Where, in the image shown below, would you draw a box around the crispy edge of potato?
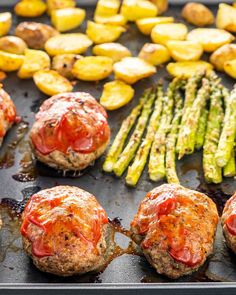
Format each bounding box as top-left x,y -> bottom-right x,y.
166,61 -> 213,78
210,44 -> 236,71
0,36 -> 28,55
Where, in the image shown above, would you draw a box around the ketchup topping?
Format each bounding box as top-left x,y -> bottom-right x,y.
30,93 -> 110,155
21,186 -> 108,258
0,88 -> 16,137
131,186 -> 217,268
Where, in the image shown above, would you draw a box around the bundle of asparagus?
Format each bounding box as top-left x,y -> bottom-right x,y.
103,71 -> 236,186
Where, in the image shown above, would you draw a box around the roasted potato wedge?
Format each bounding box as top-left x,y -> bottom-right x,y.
94,14 -> 127,26
18,49 -> 50,79
166,40 -> 203,62
14,0 -> 46,17
216,3 -> 236,33
94,0 -> 120,17
138,43 -> 170,66
100,80 -> 134,110
182,2 -> 214,27
51,7 -> 86,32
121,0 -> 158,21
210,44 -> 236,71
15,22 -> 58,50
45,33 -> 92,56
0,51 -> 24,72
151,23 -> 188,45
187,28 -> 235,53
136,16 -> 174,35
33,70 -> 73,96
167,61 -> 213,78
0,12 -> 12,37
113,57 -> 156,84
72,56 -> 113,81
86,21 -> 126,44
93,43 -> 131,62
47,0 -> 76,15
224,59 -> 236,79
52,54 -> 82,79
149,0 -> 168,15
0,36 -> 27,55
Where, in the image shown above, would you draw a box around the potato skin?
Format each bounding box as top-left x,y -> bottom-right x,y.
224,59 -> 236,79
182,2 -> 214,27
138,43 -> 170,66
47,0 -> 76,15
0,36 -> 27,55
210,44 -> 236,72
52,54 -> 83,79
15,22 -> 59,50
14,0 -> 47,18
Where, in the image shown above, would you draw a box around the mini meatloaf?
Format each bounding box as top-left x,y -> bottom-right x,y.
222,192 -> 236,253
0,86 -> 17,147
21,185 -> 109,276
30,92 -> 110,171
131,184 -> 219,279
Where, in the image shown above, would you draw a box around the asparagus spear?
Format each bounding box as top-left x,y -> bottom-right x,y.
103,91 -> 148,172
223,148 -> 236,177
166,90 -> 183,184
148,78 -> 181,182
176,72 -> 204,155
126,83 -> 164,186
113,88 -> 155,177
203,87 -> 224,184
195,108 -> 208,150
216,87 -> 236,167
178,78 -> 211,158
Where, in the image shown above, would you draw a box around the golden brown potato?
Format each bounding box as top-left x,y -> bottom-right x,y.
121,0 -> 158,21
51,7 -> 86,32
93,43 -> 131,62
113,57 -> 156,84
94,0 -> 120,17
14,0 -> 46,17
166,40 -> 203,62
47,0 -> 76,15
0,51 -> 24,72
0,36 -> 27,55
187,28 -> 235,53
136,16 -> 174,35
86,21 -> 126,44
72,56 -> 113,81
210,44 -> 236,71
224,59 -> 236,79
138,43 -> 170,66
149,0 -> 168,15
216,3 -> 236,33
100,80 -> 134,110
167,61 -> 213,78
182,2 -> 214,27
33,70 -> 73,96
45,33 -> 92,56
151,23 -> 188,45
52,54 -> 82,79
94,14 -> 127,26
18,49 -> 50,79
15,22 -> 59,50
0,12 -> 12,37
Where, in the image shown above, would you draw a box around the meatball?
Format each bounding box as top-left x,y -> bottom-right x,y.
15,22 -> 58,50
21,186 -> 109,276
222,192 -> 236,253
131,184 -> 219,279
0,86 -> 17,147
30,92 -> 110,171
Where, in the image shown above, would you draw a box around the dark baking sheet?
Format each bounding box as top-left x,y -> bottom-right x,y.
0,1 -> 236,293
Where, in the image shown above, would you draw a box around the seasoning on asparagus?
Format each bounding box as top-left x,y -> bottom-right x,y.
176,72 -> 204,156
223,148 -> 236,177
203,87 -> 224,184
215,86 -> 236,167
113,88 -> 155,177
195,108 -> 208,150
149,78 -> 181,182
103,91 -> 148,172
179,77 -> 211,158
166,90 -> 183,184
126,82 -> 163,186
